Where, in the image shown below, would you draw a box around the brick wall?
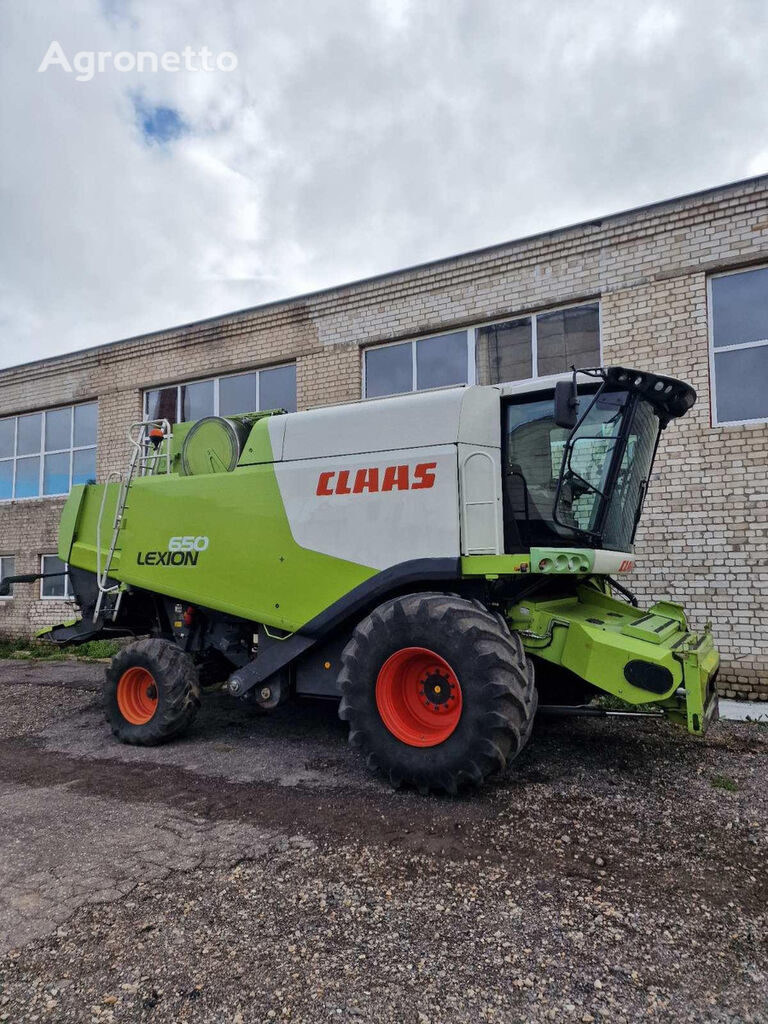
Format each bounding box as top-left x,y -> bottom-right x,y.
1,176 -> 766,697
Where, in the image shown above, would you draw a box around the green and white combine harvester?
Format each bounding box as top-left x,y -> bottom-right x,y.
3,366 -> 720,793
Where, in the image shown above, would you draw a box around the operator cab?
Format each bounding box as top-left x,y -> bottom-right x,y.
500,366 -> 696,553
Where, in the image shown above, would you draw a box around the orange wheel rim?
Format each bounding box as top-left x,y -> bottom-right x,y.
116,666 -> 158,725
375,646 -> 462,747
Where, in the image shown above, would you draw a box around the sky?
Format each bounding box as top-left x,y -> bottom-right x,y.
1,0 -> 767,369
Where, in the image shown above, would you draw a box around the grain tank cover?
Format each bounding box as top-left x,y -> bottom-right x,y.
180,416 -> 251,476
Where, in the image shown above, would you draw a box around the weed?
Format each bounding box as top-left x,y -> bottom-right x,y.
0,636 -> 120,661
710,774 -> 738,792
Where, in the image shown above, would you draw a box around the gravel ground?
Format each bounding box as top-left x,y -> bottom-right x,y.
0,660 -> 767,1022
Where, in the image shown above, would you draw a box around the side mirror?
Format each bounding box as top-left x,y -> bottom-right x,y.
554,380 -> 580,430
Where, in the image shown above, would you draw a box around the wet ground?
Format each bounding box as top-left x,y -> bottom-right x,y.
0,658 -> 766,1022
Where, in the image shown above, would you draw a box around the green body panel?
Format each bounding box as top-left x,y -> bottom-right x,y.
61,482 -> 122,570
529,547 -> 594,574
239,418 -> 279,465
460,554 -> 531,577
506,581 -> 719,733
122,467 -> 375,629
57,484 -> 88,563
60,462 -> 376,633
461,550 -> 597,577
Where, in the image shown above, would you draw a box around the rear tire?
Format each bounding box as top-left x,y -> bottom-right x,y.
104,639 -> 200,745
338,592 -> 537,794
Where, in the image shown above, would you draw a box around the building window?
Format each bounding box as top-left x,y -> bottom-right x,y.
144,364 -> 297,425
363,331 -> 469,398
476,302 -> 600,385
709,266 -> 768,425
0,556 -> 15,598
362,304 -> 600,399
40,554 -> 72,599
0,402 -> 97,502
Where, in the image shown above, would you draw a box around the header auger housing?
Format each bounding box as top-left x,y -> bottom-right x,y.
9,365 -> 718,793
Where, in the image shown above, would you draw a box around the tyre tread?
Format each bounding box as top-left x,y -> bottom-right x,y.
338,591 -> 537,794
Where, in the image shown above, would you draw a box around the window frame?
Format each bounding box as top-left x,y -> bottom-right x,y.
361,328 -> 475,399
40,554 -> 74,600
361,299 -> 601,399
0,401 -> 98,503
0,555 -> 15,600
143,363 -> 298,422
707,265 -> 768,427
474,299 -> 602,387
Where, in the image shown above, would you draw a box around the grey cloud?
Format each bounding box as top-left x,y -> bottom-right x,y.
1,0 -> 767,367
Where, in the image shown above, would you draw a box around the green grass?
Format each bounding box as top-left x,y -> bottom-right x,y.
0,637 -> 120,661
710,774 -> 738,792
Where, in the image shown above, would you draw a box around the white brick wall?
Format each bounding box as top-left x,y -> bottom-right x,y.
1,176 -> 767,697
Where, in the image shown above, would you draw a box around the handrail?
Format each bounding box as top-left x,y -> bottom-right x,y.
92,419 -> 173,621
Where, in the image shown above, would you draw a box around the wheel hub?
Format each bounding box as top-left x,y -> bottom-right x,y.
419,670 -> 457,710
116,666 -> 159,726
375,647 -> 463,747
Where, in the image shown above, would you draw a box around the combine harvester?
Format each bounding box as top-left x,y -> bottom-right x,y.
3,366 -> 720,792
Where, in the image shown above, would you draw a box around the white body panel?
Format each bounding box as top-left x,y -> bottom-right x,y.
273,445 -> 461,570
271,385 -> 501,461
268,385 -> 505,568
458,443 -> 503,555
592,550 -> 636,574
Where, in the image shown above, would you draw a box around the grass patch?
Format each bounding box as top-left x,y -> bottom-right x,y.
0,637 -> 66,661
75,639 -> 121,659
711,774 -> 738,792
0,637 -> 120,661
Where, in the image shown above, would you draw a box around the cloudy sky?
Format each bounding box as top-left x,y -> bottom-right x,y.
1,0 -> 767,368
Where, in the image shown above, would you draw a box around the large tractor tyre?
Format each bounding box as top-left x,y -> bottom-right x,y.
338,593 -> 537,794
104,639 -> 201,746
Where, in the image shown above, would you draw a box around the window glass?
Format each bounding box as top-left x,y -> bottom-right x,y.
0,556 -> 15,596
0,402 -> 97,502
146,387 -> 178,425
43,452 -> 70,495
259,364 -> 297,412
181,380 -> 215,421
537,303 -> 600,377
0,462 -> 12,500
41,555 -> 68,598
17,413 -> 41,455
476,304 -> 600,386
714,346 -> 768,423
503,398 -> 571,548
711,267 -> 768,348
146,364 -> 298,425
72,448 -> 97,486
45,407 -> 72,451
477,318 -> 532,384
416,332 -> 468,389
73,403 -> 97,447
15,456 -> 40,498
365,343 -> 412,397
220,373 -> 257,416
561,391 -> 628,536
0,419 -> 14,459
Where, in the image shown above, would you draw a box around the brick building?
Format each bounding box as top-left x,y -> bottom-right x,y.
1,176 -> 766,698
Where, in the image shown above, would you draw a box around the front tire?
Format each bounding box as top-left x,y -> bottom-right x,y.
104,639 -> 200,745
338,593 -> 537,794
